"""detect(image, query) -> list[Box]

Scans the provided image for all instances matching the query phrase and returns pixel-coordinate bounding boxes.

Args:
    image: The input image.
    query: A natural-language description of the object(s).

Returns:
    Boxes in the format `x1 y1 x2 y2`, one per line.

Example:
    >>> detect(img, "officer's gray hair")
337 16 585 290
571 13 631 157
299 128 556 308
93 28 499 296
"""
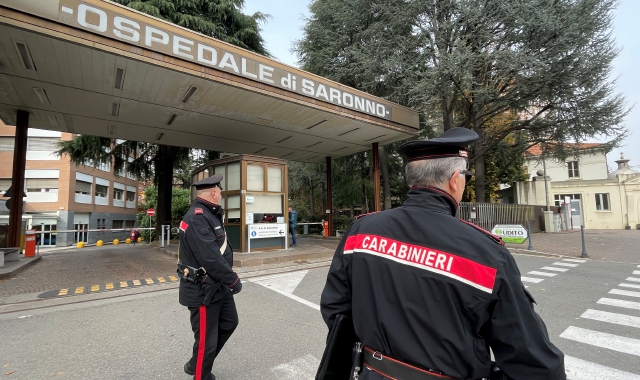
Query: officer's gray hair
405 157 467 188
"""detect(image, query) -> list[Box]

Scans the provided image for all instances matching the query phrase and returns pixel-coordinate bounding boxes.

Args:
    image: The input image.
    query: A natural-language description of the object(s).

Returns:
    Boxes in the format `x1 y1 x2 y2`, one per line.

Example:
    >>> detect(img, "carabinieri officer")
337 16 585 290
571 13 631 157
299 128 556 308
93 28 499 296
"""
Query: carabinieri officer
178 174 242 380
320 128 565 379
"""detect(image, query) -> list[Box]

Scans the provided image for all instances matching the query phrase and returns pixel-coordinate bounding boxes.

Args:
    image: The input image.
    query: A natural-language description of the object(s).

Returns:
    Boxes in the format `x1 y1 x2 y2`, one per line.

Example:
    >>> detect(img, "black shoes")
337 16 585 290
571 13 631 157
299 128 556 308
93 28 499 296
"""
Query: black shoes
184 362 194 376
291 243 297 246
184 362 216 380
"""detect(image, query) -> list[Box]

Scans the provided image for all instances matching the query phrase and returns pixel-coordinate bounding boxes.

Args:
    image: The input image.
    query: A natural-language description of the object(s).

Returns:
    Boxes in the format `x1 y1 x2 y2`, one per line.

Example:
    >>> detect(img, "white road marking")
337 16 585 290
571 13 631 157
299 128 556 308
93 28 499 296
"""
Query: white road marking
528 271 557 277
597 298 640 310
521 276 544 283
271 354 320 380
620 283 640 290
541 266 569 272
610 289 640 298
634 271 640 276
563 259 587 263
61 6 74 14
250 270 320 311
580 309 640 329
553 262 579 267
560 326 640 357
250 270 309 294
627 277 640 283
564 355 640 380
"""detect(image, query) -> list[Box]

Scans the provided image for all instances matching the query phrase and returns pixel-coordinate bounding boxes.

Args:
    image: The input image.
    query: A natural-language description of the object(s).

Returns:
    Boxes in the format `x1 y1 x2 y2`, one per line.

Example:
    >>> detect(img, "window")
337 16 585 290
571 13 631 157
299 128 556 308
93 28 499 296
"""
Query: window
125 220 135 228
554 194 581 207
267 166 282 192
112 220 124 229
567 161 580 178
75 180 92 195
26 179 58 193
126 190 136 202
595 193 610 211
0 137 15 151
113 188 124 200
27 137 57 151
247 164 264 191
0 178 11 194
227 163 240 190
97 219 106 229
95 184 108 198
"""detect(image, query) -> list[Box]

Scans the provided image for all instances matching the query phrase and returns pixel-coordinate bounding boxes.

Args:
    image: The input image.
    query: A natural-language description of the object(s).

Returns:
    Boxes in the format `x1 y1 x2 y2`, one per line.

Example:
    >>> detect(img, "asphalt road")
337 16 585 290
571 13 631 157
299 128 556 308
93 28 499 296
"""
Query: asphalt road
1 254 639 379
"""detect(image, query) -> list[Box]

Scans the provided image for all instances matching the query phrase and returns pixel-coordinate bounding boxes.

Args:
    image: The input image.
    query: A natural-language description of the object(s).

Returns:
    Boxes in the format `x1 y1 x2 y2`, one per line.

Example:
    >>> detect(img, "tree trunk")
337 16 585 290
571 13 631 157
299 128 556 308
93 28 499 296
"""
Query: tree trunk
309 178 314 217
379 146 391 210
156 145 176 238
473 115 486 202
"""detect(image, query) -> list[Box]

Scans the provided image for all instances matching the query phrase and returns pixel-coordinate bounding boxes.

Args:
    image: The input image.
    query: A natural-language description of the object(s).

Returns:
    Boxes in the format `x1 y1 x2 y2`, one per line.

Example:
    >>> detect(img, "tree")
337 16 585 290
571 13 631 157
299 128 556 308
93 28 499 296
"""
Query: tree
136 186 192 240
57 0 269 235
295 0 629 202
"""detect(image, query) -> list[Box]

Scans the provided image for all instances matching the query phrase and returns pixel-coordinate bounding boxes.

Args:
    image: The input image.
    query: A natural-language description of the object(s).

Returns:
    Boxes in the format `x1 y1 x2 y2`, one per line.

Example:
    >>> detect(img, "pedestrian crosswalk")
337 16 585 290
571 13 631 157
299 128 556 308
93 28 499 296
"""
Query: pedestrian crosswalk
520 258 586 285
560 267 640 378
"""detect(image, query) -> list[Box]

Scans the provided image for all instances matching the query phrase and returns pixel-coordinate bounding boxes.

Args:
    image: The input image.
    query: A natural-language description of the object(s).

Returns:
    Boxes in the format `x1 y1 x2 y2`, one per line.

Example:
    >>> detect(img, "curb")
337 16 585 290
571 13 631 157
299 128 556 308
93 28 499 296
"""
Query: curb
233 251 334 267
0 256 42 280
155 246 334 267
507 248 567 258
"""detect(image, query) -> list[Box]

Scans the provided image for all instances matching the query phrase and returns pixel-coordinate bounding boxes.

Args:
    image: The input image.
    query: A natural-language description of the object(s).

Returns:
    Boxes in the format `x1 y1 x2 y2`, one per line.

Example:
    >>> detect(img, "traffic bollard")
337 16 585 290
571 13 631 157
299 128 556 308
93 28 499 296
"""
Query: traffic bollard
527 221 534 251
580 225 589 258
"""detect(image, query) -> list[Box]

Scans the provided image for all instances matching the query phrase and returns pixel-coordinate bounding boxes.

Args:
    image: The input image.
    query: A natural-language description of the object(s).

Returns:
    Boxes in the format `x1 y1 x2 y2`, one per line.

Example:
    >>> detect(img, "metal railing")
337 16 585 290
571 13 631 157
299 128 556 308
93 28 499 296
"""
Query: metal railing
458 203 536 231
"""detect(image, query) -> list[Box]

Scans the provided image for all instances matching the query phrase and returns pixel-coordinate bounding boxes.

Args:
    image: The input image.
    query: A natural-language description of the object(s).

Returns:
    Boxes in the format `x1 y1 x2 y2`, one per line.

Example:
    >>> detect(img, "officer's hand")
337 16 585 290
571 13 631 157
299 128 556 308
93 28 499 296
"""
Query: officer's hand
229 278 242 294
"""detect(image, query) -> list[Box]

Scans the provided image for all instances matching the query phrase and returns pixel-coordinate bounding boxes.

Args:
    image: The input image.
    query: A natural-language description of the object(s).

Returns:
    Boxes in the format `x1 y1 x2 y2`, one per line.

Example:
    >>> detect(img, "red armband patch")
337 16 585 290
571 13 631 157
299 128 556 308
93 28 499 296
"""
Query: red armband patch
195 208 203 215
179 220 189 232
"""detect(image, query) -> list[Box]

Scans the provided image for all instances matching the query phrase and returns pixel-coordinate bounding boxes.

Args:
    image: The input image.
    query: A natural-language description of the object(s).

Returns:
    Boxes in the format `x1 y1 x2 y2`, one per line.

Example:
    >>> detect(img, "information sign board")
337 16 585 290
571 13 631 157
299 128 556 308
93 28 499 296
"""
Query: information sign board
245 213 254 224
248 223 287 239
491 224 528 244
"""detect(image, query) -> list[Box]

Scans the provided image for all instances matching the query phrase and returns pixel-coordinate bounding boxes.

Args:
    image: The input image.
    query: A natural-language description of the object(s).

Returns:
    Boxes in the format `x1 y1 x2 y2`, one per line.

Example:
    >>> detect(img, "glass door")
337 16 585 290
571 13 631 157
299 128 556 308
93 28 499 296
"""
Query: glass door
74 223 88 243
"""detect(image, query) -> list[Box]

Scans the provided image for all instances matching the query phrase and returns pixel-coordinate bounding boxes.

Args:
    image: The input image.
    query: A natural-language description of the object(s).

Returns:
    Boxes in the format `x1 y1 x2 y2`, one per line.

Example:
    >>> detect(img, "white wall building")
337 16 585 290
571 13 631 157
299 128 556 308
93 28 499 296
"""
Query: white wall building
505 144 640 230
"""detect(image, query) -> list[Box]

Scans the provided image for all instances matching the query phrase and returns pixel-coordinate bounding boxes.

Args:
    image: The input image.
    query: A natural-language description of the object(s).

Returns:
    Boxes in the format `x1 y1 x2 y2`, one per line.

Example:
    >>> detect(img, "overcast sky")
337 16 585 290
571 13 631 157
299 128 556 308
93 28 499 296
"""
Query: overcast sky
243 0 640 171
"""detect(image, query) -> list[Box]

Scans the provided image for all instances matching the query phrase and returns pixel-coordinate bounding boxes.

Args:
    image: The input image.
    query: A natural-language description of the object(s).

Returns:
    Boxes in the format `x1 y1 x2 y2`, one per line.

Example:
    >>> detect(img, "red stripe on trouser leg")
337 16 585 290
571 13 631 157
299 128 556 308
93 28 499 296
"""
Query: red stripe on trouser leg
196 305 207 380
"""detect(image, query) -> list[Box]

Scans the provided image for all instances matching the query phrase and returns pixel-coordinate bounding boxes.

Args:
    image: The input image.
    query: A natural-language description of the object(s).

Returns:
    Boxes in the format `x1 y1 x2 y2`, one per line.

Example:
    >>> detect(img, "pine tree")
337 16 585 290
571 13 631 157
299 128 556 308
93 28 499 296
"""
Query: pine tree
295 0 629 202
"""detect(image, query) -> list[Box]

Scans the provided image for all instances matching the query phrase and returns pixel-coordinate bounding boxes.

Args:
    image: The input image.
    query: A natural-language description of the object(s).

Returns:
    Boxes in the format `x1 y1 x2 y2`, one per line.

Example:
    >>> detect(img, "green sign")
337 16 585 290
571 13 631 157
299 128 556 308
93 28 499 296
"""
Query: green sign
491 224 528 244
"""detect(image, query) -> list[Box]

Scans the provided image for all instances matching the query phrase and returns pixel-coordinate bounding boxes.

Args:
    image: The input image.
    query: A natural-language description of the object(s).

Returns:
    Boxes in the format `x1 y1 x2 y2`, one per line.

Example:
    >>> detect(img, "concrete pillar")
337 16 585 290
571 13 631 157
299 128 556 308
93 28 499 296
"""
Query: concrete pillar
56 211 75 246
372 142 381 212
543 211 555 233
8 110 29 248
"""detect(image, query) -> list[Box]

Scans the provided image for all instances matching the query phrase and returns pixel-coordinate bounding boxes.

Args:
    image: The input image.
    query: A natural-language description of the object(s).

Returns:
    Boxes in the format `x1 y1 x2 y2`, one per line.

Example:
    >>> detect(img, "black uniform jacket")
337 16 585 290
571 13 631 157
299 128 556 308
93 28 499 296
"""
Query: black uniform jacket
178 197 239 307
321 187 565 380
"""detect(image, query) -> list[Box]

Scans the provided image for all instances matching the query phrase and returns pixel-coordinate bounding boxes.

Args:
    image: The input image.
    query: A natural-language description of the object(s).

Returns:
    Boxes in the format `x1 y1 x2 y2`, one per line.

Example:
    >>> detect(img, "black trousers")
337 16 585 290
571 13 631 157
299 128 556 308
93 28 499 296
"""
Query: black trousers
188 295 239 380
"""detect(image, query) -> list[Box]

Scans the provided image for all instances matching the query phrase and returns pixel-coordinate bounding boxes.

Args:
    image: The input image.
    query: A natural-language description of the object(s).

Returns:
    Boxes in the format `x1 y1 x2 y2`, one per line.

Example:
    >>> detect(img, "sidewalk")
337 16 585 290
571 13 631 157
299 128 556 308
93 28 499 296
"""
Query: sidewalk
506 229 640 263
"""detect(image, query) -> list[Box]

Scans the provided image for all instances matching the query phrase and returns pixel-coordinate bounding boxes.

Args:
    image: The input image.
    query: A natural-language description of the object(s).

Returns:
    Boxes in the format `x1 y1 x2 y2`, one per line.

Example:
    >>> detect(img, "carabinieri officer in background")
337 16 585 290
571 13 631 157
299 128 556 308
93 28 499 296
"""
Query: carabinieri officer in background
320 128 565 379
178 174 242 380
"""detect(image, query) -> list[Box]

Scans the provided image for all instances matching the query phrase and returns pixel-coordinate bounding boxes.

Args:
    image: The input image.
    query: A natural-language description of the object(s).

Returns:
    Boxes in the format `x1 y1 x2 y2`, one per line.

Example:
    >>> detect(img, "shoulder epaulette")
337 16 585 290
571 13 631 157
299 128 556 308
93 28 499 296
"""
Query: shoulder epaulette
458 219 505 246
356 211 380 220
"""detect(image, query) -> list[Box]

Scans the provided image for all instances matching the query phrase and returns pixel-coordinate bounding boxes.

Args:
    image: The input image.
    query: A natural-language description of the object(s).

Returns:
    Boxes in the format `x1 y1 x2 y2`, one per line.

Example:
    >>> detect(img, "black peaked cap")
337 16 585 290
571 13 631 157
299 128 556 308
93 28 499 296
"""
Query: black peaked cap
398 127 479 162
194 174 223 190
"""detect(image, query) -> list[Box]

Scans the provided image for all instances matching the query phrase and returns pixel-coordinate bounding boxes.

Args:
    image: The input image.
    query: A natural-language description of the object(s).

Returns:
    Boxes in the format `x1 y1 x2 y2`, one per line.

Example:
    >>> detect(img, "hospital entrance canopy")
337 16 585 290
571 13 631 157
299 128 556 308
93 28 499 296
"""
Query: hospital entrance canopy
0 0 419 163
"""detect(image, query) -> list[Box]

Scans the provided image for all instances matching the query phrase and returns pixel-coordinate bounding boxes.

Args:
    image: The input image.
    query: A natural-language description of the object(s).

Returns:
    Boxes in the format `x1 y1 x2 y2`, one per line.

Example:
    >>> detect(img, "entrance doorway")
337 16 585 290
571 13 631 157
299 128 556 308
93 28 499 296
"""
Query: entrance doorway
570 199 583 229
33 224 57 246
74 224 88 243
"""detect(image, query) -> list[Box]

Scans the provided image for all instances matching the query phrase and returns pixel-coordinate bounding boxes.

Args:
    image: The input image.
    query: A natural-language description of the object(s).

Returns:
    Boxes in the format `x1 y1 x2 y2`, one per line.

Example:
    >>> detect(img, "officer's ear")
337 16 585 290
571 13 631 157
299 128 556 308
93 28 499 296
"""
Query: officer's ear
448 169 464 199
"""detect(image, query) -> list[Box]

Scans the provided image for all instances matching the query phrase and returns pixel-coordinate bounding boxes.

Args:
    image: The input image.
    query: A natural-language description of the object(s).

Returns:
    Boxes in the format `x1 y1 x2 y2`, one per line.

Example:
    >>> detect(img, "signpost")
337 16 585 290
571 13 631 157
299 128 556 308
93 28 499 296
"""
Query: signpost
491 224 529 244
147 208 155 243
247 223 287 253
